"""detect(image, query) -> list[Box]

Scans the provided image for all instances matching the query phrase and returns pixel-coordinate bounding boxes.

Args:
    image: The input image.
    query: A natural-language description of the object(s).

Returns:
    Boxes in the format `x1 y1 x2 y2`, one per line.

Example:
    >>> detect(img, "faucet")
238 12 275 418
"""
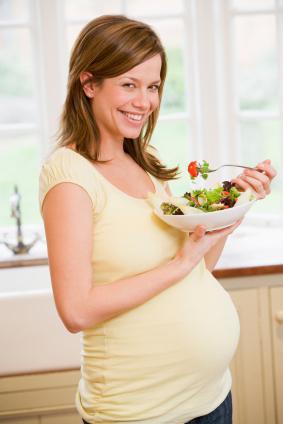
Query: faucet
1 185 40 254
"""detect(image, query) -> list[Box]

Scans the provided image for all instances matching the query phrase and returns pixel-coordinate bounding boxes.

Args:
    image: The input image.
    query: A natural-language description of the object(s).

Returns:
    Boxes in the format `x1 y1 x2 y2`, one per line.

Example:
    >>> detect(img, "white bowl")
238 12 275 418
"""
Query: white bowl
154 199 256 232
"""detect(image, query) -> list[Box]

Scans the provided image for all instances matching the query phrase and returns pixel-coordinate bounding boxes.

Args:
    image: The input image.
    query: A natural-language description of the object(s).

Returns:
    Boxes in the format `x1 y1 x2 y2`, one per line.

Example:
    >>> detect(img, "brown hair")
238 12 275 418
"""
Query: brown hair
56 14 179 180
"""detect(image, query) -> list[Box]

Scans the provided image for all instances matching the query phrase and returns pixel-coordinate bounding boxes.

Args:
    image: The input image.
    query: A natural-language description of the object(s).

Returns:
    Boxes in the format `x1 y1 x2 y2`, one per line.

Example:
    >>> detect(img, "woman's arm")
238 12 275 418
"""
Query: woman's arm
204 236 228 272
42 182 242 333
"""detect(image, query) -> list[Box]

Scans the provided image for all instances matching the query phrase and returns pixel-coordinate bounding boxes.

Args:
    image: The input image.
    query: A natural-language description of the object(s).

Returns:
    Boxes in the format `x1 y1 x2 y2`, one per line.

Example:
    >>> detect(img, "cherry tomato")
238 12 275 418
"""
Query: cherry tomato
191 196 198 205
188 161 199 178
223 191 230 196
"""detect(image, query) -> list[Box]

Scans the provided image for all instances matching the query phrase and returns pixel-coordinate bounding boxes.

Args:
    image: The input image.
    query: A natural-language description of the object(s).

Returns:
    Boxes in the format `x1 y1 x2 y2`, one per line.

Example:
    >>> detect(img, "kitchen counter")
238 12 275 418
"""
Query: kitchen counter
0 225 283 277
213 225 283 277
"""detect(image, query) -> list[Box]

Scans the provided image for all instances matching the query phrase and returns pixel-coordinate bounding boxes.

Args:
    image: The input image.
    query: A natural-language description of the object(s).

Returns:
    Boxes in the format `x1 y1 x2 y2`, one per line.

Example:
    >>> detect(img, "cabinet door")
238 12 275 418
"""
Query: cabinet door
229 288 275 424
270 286 283 423
0 419 39 424
41 412 81 424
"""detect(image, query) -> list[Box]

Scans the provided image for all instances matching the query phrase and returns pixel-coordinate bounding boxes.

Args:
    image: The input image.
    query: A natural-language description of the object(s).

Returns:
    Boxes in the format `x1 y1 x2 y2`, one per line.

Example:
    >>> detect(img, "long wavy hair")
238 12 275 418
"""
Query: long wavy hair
56 14 179 180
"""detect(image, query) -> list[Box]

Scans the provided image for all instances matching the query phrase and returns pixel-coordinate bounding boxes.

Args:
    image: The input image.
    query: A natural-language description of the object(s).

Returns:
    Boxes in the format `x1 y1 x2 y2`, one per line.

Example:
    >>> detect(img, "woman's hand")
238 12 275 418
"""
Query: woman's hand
174 219 243 275
231 159 277 200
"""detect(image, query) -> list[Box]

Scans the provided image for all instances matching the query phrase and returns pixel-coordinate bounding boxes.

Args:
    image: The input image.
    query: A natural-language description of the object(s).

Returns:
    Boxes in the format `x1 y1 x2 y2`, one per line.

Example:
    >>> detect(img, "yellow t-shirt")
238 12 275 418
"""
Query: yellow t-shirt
39 146 240 424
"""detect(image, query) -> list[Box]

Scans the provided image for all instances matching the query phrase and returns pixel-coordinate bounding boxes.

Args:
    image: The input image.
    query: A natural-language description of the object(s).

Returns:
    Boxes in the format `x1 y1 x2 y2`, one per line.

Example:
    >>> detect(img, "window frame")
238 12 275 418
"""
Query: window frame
0 0 282 234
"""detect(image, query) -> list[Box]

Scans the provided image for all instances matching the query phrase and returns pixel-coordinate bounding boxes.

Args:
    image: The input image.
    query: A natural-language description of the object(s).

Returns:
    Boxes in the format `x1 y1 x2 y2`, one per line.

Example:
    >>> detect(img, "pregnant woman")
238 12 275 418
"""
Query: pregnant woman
39 15 276 424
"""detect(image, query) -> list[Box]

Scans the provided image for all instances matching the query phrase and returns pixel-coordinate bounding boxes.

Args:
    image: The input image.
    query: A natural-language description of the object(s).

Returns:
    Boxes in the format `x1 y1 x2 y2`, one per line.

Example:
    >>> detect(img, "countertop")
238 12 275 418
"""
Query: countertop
1 226 283 278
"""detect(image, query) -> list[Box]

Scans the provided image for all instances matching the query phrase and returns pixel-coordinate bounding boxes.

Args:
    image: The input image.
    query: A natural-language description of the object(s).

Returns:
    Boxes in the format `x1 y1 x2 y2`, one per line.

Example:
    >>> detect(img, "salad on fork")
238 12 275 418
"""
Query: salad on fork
149 160 257 216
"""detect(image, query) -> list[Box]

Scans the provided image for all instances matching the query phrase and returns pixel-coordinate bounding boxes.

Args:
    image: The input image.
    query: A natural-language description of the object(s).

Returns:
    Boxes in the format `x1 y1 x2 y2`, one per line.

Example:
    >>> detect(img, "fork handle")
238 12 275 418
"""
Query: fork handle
222 164 256 170
210 164 263 172
226 164 264 173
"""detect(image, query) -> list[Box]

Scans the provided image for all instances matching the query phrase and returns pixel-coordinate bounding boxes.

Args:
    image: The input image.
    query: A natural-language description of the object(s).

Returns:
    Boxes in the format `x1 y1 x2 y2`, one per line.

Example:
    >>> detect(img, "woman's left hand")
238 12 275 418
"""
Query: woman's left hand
231 159 277 200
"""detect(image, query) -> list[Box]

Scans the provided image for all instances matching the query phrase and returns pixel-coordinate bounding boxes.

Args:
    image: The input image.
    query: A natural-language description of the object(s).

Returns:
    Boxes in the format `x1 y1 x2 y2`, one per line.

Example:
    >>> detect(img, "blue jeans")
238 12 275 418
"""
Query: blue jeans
82 391 232 424
185 391 232 424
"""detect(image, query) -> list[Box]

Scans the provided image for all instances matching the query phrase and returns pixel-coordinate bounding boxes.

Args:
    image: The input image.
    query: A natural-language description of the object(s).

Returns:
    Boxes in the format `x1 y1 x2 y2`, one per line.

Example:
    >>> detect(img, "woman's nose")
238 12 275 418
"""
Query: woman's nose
132 89 150 109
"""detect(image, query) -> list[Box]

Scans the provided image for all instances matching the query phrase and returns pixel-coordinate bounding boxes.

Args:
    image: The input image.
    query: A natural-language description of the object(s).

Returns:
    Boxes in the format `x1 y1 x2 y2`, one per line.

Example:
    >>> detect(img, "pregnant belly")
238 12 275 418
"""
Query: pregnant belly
176 271 240 375
83 269 240 393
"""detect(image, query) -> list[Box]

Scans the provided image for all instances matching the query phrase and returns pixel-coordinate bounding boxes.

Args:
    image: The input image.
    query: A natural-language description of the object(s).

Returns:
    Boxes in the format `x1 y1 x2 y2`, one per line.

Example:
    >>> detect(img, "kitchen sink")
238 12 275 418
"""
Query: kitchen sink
0 265 81 375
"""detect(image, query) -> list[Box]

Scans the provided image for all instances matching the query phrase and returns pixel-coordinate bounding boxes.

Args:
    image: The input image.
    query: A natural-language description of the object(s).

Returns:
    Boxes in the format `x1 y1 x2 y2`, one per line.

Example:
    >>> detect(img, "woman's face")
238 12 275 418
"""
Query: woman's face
90 54 162 142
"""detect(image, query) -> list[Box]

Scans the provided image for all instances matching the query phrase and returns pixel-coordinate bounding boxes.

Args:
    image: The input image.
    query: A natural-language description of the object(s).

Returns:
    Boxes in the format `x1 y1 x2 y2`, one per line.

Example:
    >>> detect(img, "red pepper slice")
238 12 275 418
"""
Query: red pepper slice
191 196 199 205
188 161 199 178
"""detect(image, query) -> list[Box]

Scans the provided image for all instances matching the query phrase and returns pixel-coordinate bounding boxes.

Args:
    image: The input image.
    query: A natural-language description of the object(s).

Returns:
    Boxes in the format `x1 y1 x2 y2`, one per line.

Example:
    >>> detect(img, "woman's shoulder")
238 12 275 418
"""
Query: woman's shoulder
42 145 88 168
40 145 100 184
39 145 105 217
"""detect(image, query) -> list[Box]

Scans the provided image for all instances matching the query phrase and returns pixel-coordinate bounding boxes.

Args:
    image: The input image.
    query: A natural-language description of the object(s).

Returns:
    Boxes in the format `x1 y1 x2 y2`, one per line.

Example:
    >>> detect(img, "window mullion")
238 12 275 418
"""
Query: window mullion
192 0 224 166
216 0 240 164
0 20 30 28
237 111 280 119
230 9 276 16
33 0 66 158
181 0 201 160
0 124 37 135
216 0 239 165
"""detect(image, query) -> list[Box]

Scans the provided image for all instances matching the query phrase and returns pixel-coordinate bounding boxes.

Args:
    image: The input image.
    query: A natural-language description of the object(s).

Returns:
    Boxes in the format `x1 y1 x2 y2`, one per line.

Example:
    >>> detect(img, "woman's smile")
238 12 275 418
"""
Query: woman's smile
118 110 146 124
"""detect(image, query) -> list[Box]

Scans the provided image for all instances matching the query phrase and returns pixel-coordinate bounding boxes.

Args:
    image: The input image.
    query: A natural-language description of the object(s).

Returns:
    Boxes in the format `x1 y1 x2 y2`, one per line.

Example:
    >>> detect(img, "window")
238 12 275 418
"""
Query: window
0 0 41 227
0 0 282 232
225 0 283 217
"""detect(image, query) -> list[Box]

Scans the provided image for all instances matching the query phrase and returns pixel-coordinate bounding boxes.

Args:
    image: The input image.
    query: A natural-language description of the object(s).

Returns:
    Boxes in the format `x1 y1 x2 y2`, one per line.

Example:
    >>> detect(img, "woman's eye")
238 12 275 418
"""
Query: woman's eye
122 83 159 90
123 83 135 89
149 85 160 92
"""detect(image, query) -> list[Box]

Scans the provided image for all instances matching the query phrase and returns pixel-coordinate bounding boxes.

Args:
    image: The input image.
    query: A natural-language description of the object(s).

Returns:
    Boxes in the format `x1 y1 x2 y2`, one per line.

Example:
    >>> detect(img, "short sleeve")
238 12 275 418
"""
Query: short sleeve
38 147 104 218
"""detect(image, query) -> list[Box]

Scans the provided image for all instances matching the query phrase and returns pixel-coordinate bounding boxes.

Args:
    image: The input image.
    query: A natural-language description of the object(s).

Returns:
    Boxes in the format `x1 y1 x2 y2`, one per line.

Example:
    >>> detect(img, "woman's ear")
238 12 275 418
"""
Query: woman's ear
80 72 95 98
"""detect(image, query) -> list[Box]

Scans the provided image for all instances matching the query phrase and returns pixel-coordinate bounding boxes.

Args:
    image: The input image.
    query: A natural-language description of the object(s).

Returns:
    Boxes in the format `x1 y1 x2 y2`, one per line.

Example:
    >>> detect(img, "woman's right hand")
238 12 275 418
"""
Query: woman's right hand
174 219 243 275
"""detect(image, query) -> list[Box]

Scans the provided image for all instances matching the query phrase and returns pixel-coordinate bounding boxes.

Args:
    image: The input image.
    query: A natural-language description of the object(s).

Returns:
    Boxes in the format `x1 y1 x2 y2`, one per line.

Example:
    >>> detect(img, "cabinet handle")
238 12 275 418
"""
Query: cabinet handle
275 311 283 324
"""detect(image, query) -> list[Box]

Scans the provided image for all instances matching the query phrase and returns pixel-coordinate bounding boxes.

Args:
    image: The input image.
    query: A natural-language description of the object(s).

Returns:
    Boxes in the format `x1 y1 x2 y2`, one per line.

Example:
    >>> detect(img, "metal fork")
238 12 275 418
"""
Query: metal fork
207 164 262 173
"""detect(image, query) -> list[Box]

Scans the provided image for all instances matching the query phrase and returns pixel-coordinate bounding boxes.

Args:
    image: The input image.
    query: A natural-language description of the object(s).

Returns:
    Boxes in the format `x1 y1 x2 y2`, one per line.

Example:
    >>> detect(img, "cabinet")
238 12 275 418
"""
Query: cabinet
0 276 283 424
0 370 82 423
270 286 283 423
224 275 283 424
2 415 81 424
229 287 276 424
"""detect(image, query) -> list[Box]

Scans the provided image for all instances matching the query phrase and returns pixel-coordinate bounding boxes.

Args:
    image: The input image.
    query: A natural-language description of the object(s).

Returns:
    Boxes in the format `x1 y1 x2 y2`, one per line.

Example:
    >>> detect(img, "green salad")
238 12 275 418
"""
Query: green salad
161 180 250 215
